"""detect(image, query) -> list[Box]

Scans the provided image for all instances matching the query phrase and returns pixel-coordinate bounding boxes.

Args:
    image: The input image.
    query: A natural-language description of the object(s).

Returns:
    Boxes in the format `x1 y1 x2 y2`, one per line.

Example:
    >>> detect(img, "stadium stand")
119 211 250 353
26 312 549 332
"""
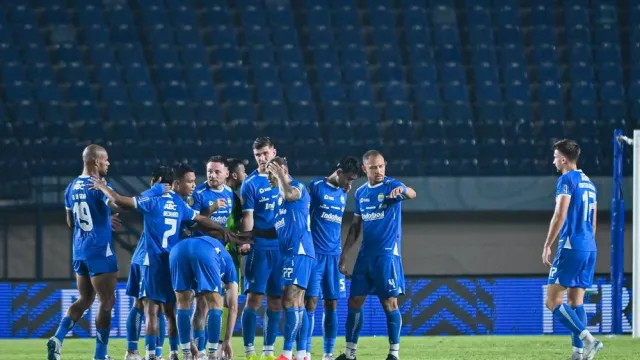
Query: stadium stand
0 0 637 177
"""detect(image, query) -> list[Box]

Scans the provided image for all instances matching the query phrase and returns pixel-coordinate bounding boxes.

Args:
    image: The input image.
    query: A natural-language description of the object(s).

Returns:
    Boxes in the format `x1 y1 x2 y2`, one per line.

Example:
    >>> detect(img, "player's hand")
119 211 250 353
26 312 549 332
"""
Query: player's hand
388 186 405 199
220 339 233 359
211 198 227 211
239 243 251 254
266 161 286 181
88 177 108 190
226 231 254 245
110 213 123 231
339 254 348 275
542 245 553 267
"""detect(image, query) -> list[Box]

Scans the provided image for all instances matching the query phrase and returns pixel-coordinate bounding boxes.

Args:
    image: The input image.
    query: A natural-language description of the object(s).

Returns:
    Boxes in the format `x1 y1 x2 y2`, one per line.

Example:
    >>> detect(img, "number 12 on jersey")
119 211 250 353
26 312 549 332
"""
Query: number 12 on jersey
582 191 596 223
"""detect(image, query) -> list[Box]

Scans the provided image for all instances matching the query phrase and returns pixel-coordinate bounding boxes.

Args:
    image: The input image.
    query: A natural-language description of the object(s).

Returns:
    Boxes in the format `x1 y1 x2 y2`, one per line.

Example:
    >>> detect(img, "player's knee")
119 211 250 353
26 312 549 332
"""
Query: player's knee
245 292 263 309
323 299 337 311
266 295 282 311
380 297 398 312
305 296 319 311
73 295 95 312
98 292 116 310
205 292 224 310
134 298 144 310
175 291 194 308
348 296 365 309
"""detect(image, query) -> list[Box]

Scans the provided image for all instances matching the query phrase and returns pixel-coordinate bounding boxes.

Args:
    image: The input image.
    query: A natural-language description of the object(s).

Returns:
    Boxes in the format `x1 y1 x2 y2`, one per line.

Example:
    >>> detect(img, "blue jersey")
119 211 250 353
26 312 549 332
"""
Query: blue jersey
555 170 597 252
240 170 279 250
192 182 235 226
273 179 315 258
64 176 114 260
131 187 162 265
353 177 407 257
134 191 197 264
205 237 239 285
308 178 347 255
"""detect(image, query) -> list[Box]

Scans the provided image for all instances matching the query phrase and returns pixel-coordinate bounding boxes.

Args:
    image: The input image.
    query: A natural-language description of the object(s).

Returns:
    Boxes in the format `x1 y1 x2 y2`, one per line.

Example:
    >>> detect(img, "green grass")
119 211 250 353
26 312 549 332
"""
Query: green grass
1 336 637 360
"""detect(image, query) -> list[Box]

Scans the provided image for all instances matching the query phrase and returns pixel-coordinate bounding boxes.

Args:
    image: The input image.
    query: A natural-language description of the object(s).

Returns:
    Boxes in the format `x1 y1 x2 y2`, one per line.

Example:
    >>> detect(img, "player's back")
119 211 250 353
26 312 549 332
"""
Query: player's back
240 170 279 250
308 177 346 255
274 179 315 258
354 176 405 257
557 170 597 251
137 191 196 262
64 176 113 260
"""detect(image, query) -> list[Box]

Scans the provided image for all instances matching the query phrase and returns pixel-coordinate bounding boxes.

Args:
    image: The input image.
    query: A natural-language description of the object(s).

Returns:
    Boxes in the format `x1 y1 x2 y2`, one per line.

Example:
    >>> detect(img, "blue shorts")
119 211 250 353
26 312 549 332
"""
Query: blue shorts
281 255 315 290
140 253 175 303
548 250 597 288
307 254 346 299
126 263 143 298
170 239 222 295
73 256 118 277
243 248 283 296
350 254 405 298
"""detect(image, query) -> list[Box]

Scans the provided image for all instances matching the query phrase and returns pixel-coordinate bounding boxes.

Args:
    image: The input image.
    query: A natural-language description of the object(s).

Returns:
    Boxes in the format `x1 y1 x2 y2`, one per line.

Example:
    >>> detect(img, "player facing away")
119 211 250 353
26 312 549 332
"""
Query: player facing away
542 140 603 360
170 234 252 360
336 150 417 360
238 137 283 360
189 237 241 360
91 163 244 360
265 157 316 360
192 156 235 228
305 157 361 360
48 144 119 360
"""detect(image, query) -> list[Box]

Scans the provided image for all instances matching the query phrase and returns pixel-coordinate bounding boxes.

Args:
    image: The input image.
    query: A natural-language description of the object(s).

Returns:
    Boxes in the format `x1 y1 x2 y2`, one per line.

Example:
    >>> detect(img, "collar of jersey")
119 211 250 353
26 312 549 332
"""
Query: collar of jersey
204 182 227 193
367 181 384 189
324 178 338 189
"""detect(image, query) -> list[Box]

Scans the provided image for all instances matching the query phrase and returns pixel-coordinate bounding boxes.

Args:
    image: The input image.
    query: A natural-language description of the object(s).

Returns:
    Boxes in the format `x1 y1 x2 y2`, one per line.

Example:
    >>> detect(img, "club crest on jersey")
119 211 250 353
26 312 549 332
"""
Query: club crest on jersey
186 196 194 206
377 193 385 202
340 195 345 204
278 196 283 205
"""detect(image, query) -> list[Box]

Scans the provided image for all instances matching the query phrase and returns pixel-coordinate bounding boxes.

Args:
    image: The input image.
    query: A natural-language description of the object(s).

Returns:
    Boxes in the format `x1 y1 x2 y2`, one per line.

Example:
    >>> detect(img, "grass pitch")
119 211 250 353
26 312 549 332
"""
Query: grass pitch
0 336 636 359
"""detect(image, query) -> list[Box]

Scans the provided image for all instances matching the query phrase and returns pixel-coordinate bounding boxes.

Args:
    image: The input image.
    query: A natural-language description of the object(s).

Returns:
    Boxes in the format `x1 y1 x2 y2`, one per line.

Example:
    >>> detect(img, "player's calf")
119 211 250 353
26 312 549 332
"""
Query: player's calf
241 292 263 358
92 272 118 360
193 296 209 355
380 297 401 360
278 285 305 360
203 292 224 358
321 299 339 359
175 291 196 359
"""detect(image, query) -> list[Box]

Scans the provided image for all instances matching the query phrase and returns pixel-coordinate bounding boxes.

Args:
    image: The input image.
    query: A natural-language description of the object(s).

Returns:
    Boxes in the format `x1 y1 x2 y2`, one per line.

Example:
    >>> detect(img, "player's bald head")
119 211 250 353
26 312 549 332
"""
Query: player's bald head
82 144 107 163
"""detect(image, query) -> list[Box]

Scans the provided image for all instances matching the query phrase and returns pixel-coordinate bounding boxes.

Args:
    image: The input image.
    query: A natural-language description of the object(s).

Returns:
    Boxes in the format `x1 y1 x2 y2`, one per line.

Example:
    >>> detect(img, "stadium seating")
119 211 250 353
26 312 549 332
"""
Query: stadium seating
0 0 636 176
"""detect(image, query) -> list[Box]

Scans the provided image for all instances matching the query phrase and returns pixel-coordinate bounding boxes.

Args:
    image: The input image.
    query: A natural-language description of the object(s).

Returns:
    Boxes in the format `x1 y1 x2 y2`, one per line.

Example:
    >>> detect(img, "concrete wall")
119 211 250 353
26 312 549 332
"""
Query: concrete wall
0 211 632 279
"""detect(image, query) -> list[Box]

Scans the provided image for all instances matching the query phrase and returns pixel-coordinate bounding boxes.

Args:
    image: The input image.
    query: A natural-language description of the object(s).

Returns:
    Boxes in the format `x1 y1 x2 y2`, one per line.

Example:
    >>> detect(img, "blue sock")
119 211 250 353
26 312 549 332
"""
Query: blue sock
296 309 309 351
194 329 206 352
54 316 75 343
126 307 144 352
306 311 315 354
145 334 157 358
323 309 337 354
386 309 402 345
94 328 110 360
177 309 193 353
345 307 364 344
264 308 282 347
572 305 587 350
207 309 223 352
157 312 166 356
241 307 257 347
283 308 299 352
169 336 179 352
553 304 586 336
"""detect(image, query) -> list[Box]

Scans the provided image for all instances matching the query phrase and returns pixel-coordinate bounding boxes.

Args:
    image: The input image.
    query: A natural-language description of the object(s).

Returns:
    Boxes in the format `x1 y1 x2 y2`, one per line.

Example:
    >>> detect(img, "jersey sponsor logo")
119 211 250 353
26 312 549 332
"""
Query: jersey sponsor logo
361 211 385 221
211 215 229 224
265 202 276 211
259 196 269 203
258 187 271 194
275 217 285 230
324 194 335 201
320 212 342 224
73 182 85 190
164 202 177 211
359 198 370 203
278 197 283 205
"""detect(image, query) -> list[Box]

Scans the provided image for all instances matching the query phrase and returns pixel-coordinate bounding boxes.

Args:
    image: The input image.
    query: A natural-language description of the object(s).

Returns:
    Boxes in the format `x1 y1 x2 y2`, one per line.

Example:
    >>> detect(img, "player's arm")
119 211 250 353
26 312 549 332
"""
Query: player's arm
388 180 417 201
193 214 253 245
239 181 255 232
542 192 571 267
593 203 597 235
224 282 239 342
89 178 137 209
269 162 301 201
65 209 73 228
342 215 363 256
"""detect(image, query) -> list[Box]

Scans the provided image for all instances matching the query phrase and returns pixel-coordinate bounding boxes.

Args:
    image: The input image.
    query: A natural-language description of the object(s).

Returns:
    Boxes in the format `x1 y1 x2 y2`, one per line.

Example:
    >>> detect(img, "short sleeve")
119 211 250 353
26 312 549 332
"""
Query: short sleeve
178 197 198 221
353 191 361 216
140 188 155 197
240 180 254 212
191 191 203 213
388 178 407 194
293 181 306 198
133 196 155 214
97 182 114 206
64 183 72 210
555 176 574 198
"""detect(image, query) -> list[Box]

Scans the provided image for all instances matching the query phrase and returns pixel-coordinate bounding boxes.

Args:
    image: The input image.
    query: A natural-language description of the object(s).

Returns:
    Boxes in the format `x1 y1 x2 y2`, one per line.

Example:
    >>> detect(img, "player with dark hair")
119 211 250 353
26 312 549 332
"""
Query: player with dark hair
304 157 361 360
125 165 174 360
49 144 119 360
336 150 417 360
264 157 315 360
542 140 603 360
239 138 283 360
90 163 248 360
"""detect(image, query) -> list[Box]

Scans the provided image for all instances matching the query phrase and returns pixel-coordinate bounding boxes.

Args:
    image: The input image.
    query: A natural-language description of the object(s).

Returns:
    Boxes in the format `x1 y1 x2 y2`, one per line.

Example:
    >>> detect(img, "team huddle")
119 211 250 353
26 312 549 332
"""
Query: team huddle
47 137 417 360
46 137 605 360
